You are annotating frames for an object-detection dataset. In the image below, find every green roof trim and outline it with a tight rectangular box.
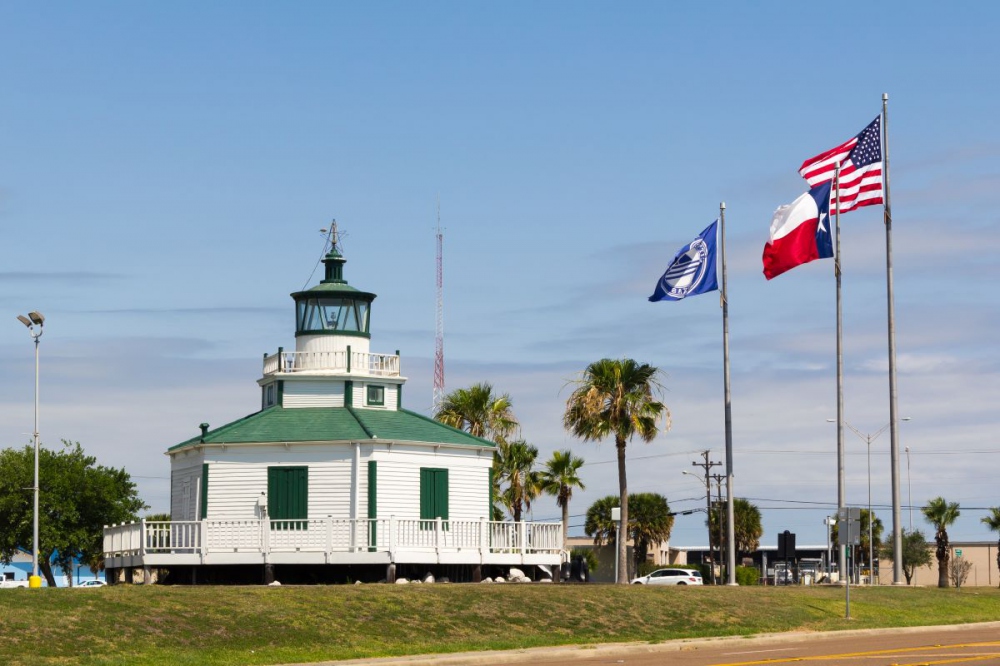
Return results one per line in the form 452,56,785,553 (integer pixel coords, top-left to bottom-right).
169,406,496,452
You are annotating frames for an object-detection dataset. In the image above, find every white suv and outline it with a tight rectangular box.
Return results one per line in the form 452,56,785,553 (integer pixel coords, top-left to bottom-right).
631,568,704,586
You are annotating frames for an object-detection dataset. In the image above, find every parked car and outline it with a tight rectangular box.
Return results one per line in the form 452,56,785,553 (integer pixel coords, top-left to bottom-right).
0,579,29,589
76,579,107,588
630,568,703,586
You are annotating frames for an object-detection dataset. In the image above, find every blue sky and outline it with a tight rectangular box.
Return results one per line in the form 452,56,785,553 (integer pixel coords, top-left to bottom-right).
2,2,998,549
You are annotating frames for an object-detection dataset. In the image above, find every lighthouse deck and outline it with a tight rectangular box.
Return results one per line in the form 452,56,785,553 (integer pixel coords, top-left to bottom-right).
263,349,401,376
104,517,563,569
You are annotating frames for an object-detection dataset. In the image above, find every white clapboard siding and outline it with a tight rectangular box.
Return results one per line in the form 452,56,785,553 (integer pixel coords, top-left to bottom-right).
202,445,357,520
371,445,491,521
170,456,205,521
283,380,345,408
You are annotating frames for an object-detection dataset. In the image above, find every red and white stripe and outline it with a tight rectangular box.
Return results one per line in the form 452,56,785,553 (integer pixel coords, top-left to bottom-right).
799,140,883,214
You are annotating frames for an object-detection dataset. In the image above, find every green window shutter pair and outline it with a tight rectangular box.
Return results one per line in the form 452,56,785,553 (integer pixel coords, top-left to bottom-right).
419,468,449,529
268,466,309,530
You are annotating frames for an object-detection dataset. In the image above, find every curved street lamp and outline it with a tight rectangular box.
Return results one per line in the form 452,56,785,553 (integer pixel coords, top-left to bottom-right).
17,311,44,586
828,416,911,584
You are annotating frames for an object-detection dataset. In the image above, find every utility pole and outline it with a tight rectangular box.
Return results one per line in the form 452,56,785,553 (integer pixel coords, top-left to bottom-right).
711,473,726,583
691,451,721,584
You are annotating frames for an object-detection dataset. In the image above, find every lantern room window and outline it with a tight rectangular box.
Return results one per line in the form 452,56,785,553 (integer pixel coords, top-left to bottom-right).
296,298,370,334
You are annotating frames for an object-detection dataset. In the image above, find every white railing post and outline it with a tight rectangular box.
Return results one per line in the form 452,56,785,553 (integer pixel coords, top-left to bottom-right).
435,517,443,557
326,516,334,556
200,519,208,558
520,521,527,556
388,515,396,561
139,519,147,559
480,517,488,558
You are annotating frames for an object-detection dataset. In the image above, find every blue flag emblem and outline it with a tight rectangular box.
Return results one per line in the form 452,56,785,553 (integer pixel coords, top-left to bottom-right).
649,221,719,302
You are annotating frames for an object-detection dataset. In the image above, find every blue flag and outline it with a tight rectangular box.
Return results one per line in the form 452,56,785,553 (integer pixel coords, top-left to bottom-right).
649,221,719,302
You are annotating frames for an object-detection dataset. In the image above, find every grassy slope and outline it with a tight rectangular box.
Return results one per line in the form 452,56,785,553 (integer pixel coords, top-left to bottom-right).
1,585,999,665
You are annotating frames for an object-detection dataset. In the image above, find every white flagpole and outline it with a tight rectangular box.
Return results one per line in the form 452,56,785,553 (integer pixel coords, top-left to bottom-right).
720,202,737,585
834,163,847,583
882,93,904,585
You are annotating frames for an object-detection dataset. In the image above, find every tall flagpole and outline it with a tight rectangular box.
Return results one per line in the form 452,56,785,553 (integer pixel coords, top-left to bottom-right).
720,202,736,585
834,163,846,583
882,93,904,585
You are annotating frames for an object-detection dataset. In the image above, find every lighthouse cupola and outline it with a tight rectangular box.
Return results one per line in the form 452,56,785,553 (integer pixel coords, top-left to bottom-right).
290,228,377,356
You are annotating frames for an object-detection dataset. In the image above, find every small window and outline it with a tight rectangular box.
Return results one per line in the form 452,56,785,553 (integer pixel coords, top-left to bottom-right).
264,384,276,408
367,384,385,406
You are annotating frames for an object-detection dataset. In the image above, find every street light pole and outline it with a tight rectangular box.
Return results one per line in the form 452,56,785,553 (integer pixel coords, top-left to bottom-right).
905,446,912,532
834,417,911,585
17,311,45,585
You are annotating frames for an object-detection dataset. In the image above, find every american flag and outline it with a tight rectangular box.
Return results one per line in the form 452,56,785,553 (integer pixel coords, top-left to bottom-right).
799,115,883,214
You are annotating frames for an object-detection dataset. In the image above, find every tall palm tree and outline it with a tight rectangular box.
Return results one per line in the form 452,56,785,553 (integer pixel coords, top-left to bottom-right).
496,439,540,522
922,496,960,588
539,449,586,546
564,358,669,584
434,382,519,445
981,507,1000,587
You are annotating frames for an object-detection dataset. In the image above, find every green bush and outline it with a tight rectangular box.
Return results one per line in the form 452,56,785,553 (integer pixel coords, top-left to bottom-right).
570,547,599,575
735,566,760,586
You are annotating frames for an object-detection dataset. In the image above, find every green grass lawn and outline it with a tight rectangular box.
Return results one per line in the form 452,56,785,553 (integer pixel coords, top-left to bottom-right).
1,584,998,665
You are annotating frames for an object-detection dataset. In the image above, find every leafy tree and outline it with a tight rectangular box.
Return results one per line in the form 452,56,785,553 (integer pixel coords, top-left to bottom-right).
584,493,674,579
628,492,674,573
949,556,973,589
0,441,147,586
495,439,540,522
922,496,960,588
564,358,669,585
709,498,763,560
980,507,1000,587
879,528,931,585
538,449,586,546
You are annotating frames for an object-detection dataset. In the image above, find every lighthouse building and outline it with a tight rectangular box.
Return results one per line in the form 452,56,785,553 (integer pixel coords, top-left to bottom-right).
103,238,562,584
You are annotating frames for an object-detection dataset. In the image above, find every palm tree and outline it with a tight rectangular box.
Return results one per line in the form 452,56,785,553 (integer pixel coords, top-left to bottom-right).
564,358,669,584
922,496,960,588
434,382,519,445
709,498,762,561
628,492,674,575
435,383,520,521
981,507,1000,587
495,439,540,522
538,450,586,546
584,495,620,547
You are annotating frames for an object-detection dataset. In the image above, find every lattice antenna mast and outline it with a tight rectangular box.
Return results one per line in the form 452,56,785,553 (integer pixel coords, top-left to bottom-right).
433,201,445,411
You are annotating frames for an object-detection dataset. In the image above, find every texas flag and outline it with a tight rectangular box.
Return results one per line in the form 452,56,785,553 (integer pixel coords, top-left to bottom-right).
762,181,833,280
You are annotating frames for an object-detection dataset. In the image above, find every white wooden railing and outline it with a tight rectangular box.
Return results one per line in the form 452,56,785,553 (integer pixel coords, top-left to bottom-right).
104,518,562,561
262,349,400,377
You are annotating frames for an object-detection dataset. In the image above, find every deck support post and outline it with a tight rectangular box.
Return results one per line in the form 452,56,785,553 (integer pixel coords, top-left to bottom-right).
264,563,275,585
386,563,396,584
143,566,152,585
472,564,482,583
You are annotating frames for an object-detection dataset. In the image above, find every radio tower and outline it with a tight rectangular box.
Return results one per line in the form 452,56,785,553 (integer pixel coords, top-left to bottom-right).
433,203,445,411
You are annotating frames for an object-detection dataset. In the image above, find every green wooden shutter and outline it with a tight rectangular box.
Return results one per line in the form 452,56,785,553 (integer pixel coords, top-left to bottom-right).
200,464,209,519
420,468,448,530
367,461,377,550
268,466,308,530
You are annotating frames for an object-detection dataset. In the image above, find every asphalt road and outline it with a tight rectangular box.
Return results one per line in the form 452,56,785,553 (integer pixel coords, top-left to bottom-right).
321,622,1000,666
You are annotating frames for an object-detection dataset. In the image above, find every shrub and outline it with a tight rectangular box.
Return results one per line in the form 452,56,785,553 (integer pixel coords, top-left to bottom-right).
735,566,760,586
